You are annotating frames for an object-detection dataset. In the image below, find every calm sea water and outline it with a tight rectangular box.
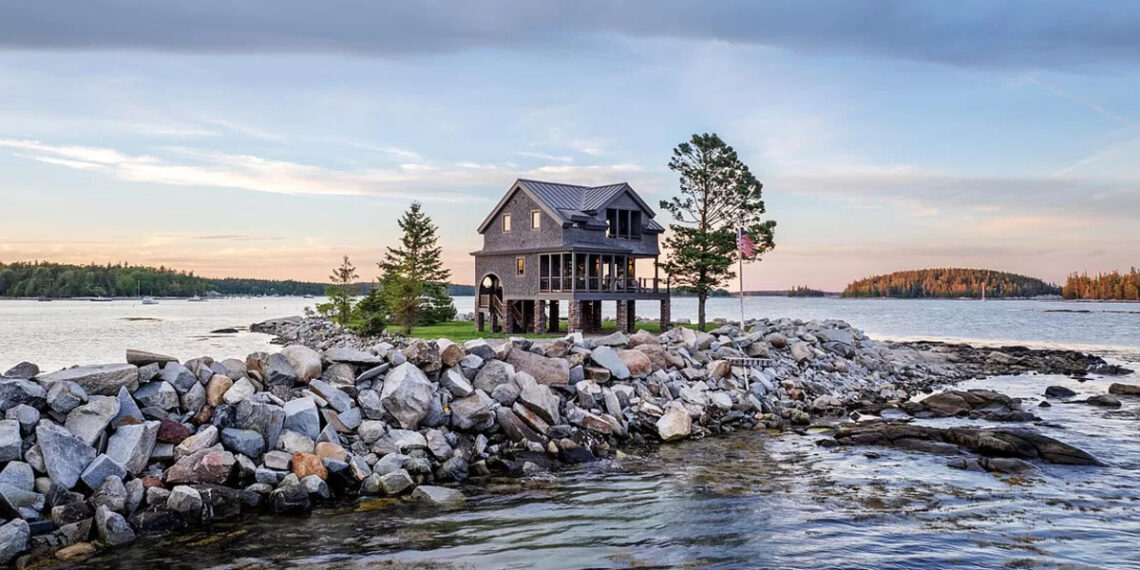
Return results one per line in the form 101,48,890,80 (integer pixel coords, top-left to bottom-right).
3,297,1139,569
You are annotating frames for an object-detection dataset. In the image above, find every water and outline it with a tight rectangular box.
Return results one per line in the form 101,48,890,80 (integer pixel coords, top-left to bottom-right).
2,296,1139,568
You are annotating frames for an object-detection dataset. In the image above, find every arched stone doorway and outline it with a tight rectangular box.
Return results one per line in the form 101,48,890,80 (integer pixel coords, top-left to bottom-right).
476,273,504,332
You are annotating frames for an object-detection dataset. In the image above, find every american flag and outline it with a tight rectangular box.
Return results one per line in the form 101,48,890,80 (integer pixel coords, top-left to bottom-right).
737,226,755,258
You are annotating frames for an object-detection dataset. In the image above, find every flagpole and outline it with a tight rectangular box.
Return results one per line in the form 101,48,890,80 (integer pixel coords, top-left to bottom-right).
738,219,745,331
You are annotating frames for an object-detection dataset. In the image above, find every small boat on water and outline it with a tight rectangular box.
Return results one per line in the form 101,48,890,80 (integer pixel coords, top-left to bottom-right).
303,294,315,299
141,297,159,305
188,295,207,302
91,296,113,302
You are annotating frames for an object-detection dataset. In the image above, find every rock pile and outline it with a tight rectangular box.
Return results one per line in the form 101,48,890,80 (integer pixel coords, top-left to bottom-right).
0,316,1113,565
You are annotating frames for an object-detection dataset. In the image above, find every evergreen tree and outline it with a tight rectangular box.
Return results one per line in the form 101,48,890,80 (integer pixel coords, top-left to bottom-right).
377,202,456,333
658,133,776,331
326,255,358,325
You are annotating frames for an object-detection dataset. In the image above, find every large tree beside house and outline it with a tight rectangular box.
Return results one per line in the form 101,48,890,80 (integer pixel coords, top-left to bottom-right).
659,133,775,331
379,202,456,334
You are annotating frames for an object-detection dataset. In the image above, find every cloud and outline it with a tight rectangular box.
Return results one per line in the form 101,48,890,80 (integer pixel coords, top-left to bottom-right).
0,138,645,200
2,2,1139,68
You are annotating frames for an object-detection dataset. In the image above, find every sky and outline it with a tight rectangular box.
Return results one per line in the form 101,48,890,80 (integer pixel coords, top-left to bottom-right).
1,1,1138,290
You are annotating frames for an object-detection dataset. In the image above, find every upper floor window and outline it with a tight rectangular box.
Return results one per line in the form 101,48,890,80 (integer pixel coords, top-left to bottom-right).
502,213,512,232
516,257,525,276
530,210,541,230
606,208,642,239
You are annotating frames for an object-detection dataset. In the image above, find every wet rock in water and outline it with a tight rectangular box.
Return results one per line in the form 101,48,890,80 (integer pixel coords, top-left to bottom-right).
269,484,311,514
830,424,1101,466
1084,394,1122,408
410,485,465,509
166,485,203,519
377,469,415,495
37,424,97,489
1044,385,1078,399
947,456,1034,473
656,401,691,442
1108,383,1140,396
282,345,323,384
0,519,29,564
912,389,1037,422
95,504,135,546
1090,363,1134,376
36,363,139,396
380,363,434,430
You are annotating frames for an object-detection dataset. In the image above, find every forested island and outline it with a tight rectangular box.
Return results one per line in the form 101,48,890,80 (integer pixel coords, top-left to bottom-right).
1062,269,1140,300
843,268,1061,299
787,286,827,297
0,261,326,297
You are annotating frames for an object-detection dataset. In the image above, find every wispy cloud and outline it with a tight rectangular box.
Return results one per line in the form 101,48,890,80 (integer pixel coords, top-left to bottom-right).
516,150,573,163
0,138,644,200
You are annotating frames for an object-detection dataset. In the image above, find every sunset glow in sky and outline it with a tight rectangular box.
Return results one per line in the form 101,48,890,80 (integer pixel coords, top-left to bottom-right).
1,2,1137,289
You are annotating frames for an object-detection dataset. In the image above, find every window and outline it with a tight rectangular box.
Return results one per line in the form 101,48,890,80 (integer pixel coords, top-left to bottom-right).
516,257,525,276
502,213,512,232
606,208,642,239
531,210,541,229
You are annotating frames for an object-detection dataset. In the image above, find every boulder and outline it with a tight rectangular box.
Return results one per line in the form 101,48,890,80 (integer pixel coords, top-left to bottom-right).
223,377,257,405
1044,385,1078,398
789,342,814,363
0,379,47,411
590,346,630,380
1108,383,1140,396
165,446,235,485
496,407,544,443
518,382,561,425
205,375,233,407
616,350,652,378
105,421,159,474
441,368,474,398
291,453,327,480
156,419,192,444
95,505,135,546
473,360,515,393
65,395,121,446
0,420,20,463
378,469,415,495
276,430,315,454
0,463,32,491
112,386,143,428
410,485,466,509
283,398,320,440
174,425,220,461
220,428,265,458
37,363,138,396
0,519,28,564
47,380,88,415
308,379,354,413
402,341,443,373
1086,394,1121,407
2,362,38,381
36,423,97,489
656,401,691,442
80,454,127,490
133,381,179,410
380,363,434,430
450,391,496,431
126,349,178,367
322,347,383,366
167,485,203,519
282,345,323,384
235,399,286,450
506,350,570,387
263,353,298,386
160,362,199,394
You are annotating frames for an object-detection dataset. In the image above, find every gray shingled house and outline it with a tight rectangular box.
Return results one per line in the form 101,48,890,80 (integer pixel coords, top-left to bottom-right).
472,179,671,334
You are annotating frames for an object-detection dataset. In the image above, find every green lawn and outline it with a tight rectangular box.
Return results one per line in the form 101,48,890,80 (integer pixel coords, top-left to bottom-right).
402,319,691,341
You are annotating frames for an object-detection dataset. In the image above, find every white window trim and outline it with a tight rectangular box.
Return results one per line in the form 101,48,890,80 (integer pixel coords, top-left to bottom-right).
530,210,541,230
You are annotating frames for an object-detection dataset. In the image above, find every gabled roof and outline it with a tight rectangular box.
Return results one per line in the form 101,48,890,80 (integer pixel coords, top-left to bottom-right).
477,179,664,233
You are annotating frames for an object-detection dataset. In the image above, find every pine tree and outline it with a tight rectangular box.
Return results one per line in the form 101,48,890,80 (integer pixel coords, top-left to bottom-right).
326,255,358,325
378,202,455,333
658,133,776,331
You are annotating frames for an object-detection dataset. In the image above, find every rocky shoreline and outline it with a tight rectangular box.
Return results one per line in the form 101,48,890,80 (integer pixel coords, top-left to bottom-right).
0,316,1133,566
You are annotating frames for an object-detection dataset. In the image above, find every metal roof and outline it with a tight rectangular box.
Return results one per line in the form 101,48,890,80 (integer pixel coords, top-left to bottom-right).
477,178,663,233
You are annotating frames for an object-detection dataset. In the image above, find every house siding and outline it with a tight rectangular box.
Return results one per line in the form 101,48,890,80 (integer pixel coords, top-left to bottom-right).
480,189,563,253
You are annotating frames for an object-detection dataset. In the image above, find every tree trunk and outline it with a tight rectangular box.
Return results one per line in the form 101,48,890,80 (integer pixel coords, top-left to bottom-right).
697,291,707,331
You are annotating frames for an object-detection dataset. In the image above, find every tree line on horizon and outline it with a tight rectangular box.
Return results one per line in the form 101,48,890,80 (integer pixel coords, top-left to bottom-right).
842,268,1061,299
0,261,327,298
1062,268,1140,300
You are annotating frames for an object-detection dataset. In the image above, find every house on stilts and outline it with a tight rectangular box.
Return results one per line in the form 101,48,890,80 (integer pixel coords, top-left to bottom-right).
472,179,671,334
